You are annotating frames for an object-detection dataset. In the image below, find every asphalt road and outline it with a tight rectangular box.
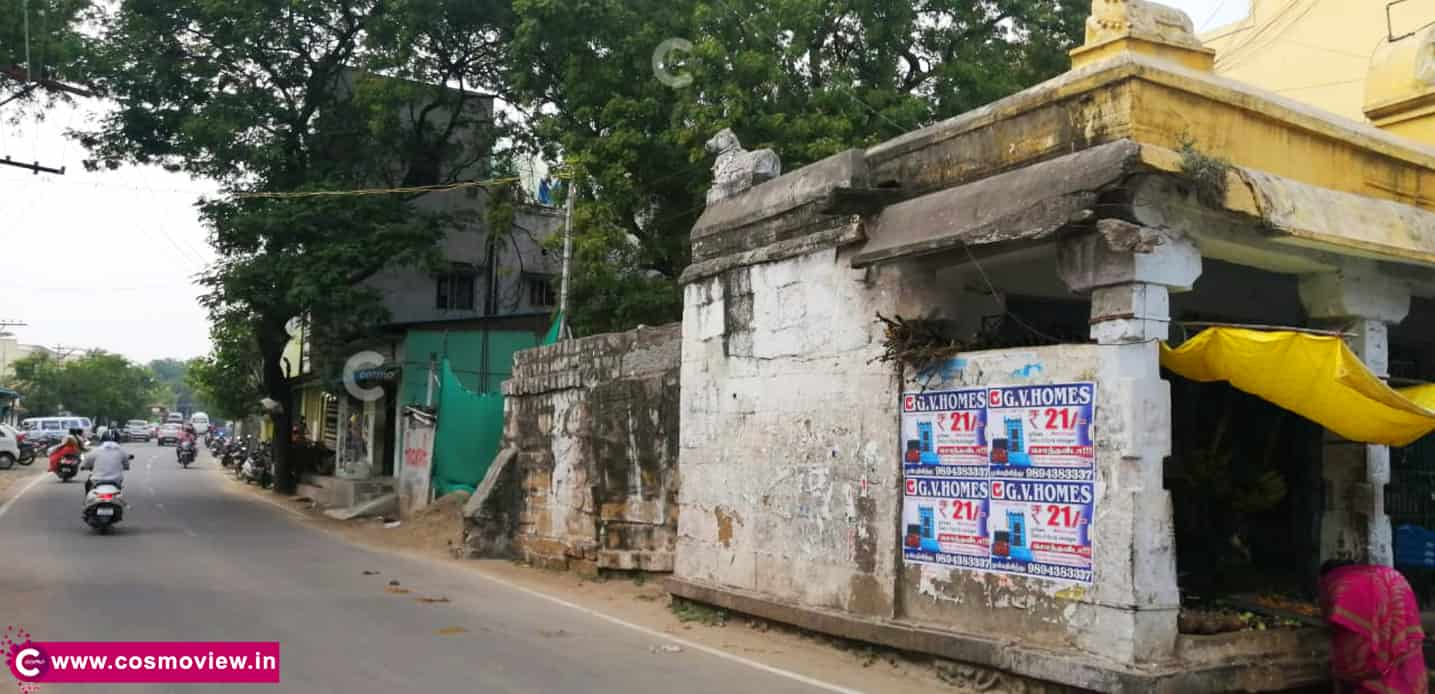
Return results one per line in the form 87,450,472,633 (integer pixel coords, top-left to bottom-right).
0,442,837,693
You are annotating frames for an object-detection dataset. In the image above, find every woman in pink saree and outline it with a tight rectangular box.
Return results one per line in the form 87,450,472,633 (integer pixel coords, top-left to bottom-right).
1319,560,1428,693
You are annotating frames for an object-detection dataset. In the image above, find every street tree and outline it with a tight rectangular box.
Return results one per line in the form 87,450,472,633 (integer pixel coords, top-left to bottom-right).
82,0,517,492
509,0,1084,335
12,351,159,422
186,312,265,422
148,358,211,415
0,0,92,120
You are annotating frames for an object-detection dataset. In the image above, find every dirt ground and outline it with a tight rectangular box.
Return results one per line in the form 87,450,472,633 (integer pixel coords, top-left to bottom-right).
0,463,45,503
232,481,998,694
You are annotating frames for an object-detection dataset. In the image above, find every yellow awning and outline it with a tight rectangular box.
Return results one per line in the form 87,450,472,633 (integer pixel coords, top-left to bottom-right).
1160,328,1435,447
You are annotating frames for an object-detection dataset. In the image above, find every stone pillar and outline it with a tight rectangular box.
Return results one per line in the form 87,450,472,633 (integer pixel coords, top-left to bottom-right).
1299,267,1410,567
1057,221,1201,664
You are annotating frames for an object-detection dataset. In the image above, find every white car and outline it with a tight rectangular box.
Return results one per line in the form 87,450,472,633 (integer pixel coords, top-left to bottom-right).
190,412,210,435
156,423,183,446
0,424,21,468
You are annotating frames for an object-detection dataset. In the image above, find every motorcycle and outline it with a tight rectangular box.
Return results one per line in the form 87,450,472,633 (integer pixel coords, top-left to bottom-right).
240,445,272,488
220,437,244,468
82,456,132,534
56,453,80,482
177,440,197,468
16,435,36,466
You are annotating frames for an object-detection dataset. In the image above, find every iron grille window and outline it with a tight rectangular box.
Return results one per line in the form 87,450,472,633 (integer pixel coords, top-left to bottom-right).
436,265,477,310
526,274,557,308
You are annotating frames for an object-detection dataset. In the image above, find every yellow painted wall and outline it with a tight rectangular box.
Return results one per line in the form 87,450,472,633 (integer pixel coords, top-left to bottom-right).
1203,0,1435,123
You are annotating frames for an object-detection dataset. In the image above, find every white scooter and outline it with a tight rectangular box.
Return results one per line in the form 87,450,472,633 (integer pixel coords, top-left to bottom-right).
82,454,133,534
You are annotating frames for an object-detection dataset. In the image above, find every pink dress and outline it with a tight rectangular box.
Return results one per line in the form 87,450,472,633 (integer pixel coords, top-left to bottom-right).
1320,564,1429,694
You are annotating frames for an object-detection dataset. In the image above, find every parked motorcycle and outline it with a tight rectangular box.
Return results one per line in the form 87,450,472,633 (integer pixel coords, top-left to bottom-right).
56,453,80,482
16,435,36,465
240,445,272,488
220,437,245,468
177,440,197,468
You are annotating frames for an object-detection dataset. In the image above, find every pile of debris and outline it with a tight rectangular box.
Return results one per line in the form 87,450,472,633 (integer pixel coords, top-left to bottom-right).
872,313,963,369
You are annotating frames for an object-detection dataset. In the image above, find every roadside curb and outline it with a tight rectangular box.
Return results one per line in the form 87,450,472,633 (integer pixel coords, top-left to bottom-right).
222,474,865,694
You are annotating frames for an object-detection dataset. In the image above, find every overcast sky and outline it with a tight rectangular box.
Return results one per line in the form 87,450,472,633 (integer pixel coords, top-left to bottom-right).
0,0,1249,365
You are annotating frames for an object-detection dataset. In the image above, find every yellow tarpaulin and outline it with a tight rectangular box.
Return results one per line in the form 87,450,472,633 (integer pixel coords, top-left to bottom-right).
1160,328,1435,447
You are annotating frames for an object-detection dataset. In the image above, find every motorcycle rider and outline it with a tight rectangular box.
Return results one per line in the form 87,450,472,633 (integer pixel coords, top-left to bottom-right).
177,423,197,463
81,439,129,494
47,429,86,476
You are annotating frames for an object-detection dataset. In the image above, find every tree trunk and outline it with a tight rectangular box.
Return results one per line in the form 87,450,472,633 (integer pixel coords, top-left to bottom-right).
259,324,297,495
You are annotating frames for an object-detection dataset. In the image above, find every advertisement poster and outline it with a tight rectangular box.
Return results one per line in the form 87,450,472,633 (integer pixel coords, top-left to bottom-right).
987,479,1094,583
986,384,1095,481
901,476,990,570
899,382,1096,585
900,389,988,477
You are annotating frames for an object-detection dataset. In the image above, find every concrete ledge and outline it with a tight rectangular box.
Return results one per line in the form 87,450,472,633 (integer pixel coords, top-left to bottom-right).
597,549,674,572
665,577,1328,694
297,474,395,510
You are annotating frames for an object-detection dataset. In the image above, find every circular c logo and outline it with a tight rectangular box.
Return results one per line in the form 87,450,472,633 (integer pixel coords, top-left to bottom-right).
342,351,387,403
652,38,694,88
12,645,47,681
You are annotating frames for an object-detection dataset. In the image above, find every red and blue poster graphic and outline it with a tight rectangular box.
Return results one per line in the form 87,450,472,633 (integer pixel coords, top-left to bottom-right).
900,389,988,478
900,381,1096,585
987,479,1094,583
901,477,990,570
985,383,1095,481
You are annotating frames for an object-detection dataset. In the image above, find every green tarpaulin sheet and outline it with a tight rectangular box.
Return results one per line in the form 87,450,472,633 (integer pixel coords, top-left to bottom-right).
429,314,563,496
431,358,506,496
542,311,564,345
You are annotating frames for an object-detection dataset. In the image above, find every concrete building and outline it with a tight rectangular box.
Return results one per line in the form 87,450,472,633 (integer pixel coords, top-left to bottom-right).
0,336,50,384
286,198,562,511
663,1,1435,691
1203,0,1435,126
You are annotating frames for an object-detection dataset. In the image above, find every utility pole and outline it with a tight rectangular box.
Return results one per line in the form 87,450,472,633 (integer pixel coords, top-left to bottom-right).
0,155,64,175
425,353,436,408
557,170,576,341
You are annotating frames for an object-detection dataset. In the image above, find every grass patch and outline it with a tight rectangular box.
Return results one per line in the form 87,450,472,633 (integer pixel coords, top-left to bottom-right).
670,597,729,626
1177,133,1231,208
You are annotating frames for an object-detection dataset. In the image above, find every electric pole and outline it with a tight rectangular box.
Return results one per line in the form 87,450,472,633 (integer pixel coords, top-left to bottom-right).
0,155,64,175
557,169,576,341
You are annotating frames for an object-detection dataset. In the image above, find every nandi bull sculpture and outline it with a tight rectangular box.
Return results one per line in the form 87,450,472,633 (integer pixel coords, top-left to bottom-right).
705,128,781,205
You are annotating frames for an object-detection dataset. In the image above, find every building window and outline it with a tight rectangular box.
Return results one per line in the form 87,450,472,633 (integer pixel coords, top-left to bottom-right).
526,274,557,308
436,264,477,310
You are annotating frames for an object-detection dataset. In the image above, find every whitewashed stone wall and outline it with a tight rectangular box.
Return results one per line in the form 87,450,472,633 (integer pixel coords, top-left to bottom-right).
899,343,1179,663
677,246,949,616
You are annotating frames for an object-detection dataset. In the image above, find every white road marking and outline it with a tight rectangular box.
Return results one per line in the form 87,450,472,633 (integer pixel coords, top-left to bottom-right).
467,571,863,694
0,474,49,521
234,478,857,693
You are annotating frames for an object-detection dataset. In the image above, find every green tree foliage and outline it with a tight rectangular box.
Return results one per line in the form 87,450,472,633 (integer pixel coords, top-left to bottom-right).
84,0,515,491
147,358,212,415
0,0,92,119
509,0,1084,335
186,312,265,422
12,351,159,422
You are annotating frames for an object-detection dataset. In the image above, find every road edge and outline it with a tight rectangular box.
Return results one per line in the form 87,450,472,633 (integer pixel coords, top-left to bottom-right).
0,471,50,520
219,471,865,694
